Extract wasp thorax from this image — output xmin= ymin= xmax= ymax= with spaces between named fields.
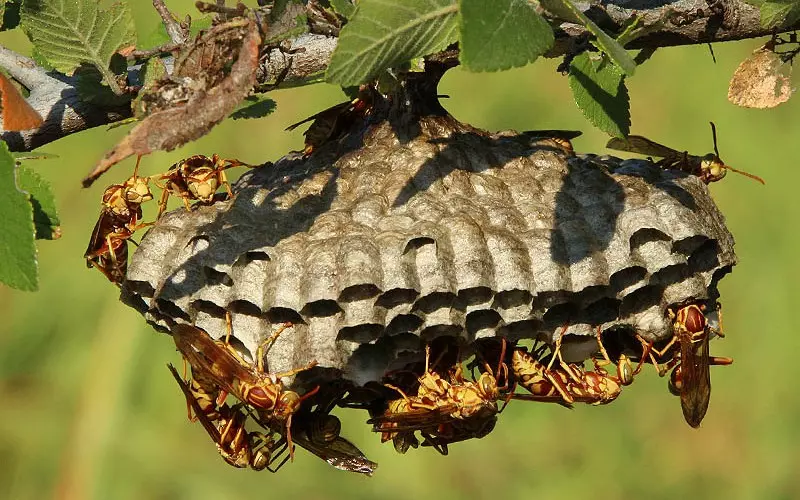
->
xmin=245 ymin=385 xmax=277 ymax=408
xmin=678 ymin=304 xmax=707 ymax=333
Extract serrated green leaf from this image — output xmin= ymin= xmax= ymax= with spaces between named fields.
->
xmin=16 ymin=165 xmax=60 ymax=240
xmin=459 ymin=0 xmax=554 ymax=72
xmin=330 ymin=0 xmax=356 ymax=19
xmin=569 ymin=52 xmax=630 ymax=138
xmin=21 ymin=0 xmax=135 ymax=93
xmin=0 ymin=141 xmax=37 ymax=291
xmin=230 ymin=97 xmax=277 ymax=120
xmin=326 ymin=0 xmax=459 ymax=86
xmin=758 ymin=0 xmax=800 ymax=28
xmin=541 ymin=0 xmax=636 ymax=76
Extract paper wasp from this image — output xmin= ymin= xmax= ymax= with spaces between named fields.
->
xmin=638 ymin=303 xmax=733 ymax=427
xmin=167 ymin=363 xmax=278 ymax=470
xmin=85 ymin=161 xmax=153 ymax=284
xmin=511 ymin=330 xmax=636 ymax=407
xmin=170 ymin=320 xmax=318 ymax=459
xmin=155 ymin=154 xmax=247 ymax=218
xmin=286 ymin=89 xmax=373 ymax=155
xmin=518 ymin=129 xmax=583 ymax=156
xmin=368 ymin=343 xmax=505 ymax=455
xmin=606 ymin=122 xmax=764 ymax=184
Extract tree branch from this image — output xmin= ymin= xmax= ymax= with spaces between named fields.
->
xmin=0 ymin=46 xmax=131 ymax=151
xmin=1 ymin=0 xmax=795 ymax=153
xmin=153 ymin=0 xmax=190 ymax=45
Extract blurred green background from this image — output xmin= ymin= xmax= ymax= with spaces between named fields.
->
xmin=1 ymin=2 xmax=798 ymax=499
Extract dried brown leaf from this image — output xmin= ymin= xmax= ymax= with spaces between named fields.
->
xmin=82 ymin=19 xmax=261 ymax=187
xmin=728 ymin=43 xmax=794 ymax=109
xmin=0 ymin=73 xmax=44 ymax=131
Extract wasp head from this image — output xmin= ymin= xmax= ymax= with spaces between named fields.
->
xmin=699 ymin=154 xmax=727 ymax=183
xmin=275 ymin=390 xmax=301 ymax=418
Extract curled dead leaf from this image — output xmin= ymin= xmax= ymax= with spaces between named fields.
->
xmin=82 ymin=18 xmax=261 ymax=187
xmin=728 ymin=43 xmax=794 ymax=109
xmin=0 ymin=72 xmax=44 ymax=131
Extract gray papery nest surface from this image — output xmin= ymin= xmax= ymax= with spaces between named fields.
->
xmin=121 ymin=113 xmax=735 ymax=390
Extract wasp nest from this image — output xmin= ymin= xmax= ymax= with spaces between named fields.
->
xmin=121 ymin=87 xmax=735 ymax=390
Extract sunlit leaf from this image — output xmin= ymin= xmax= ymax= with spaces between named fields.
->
xmin=758 ymin=0 xmax=800 ymax=28
xmin=326 ymin=0 xmax=459 ymax=86
xmin=459 ymin=0 xmax=553 ymax=72
xmin=0 ymin=140 xmax=37 ymax=290
xmin=21 ymin=0 xmax=135 ymax=92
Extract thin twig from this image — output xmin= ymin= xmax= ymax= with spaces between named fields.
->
xmin=130 ymin=43 xmax=181 ymax=60
xmin=196 ymin=1 xmax=246 ymax=16
xmin=153 ymin=0 xmax=189 ymax=45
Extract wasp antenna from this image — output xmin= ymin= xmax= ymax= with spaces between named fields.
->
xmin=723 ymin=165 xmax=766 ymax=184
xmin=709 ymin=122 xmax=720 ymax=158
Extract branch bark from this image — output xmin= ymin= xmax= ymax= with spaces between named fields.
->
xmin=0 ymin=0 xmax=795 ymax=153
xmin=0 ymin=46 xmax=131 ymax=151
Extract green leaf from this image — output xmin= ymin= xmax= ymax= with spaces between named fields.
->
xmin=16 ymin=165 xmax=60 ymax=240
xmin=0 ymin=141 xmax=37 ymax=291
xmin=230 ymin=96 xmax=277 ymax=120
xmin=459 ymin=0 xmax=554 ymax=72
xmin=541 ymin=0 xmax=636 ymax=76
xmin=326 ymin=0 xmax=459 ymax=86
xmin=758 ymin=0 xmax=800 ymax=28
xmin=330 ymin=0 xmax=356 ymax=19
xmin=569 ymin=52 xmax=630 ymax=138
xmin=21 ymin=0 xmax=135 ymax=93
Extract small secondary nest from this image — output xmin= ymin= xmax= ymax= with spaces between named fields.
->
xmin=121 ymin=96 xmax=735 ymax=390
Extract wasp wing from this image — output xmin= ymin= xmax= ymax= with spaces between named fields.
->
xmin=167 ymin=363 xmax=223 ymax=442
xmin=171 ymin=324 xmax=256 ymax=400
xmin=292 ymin=432 xmax=378 ymax=476
xmin=285 ymin=101 xmax=354 ymax=131
xmin=679 ymin=331 xmax=711 ymax=428
xmin=367 ymin=402 xmax=460 ymax=431
xmin=606 ymin=136 xmax=680 ymax=159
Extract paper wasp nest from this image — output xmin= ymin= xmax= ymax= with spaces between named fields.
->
xmin=122 ymin=98 xmax=735 ymax=389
